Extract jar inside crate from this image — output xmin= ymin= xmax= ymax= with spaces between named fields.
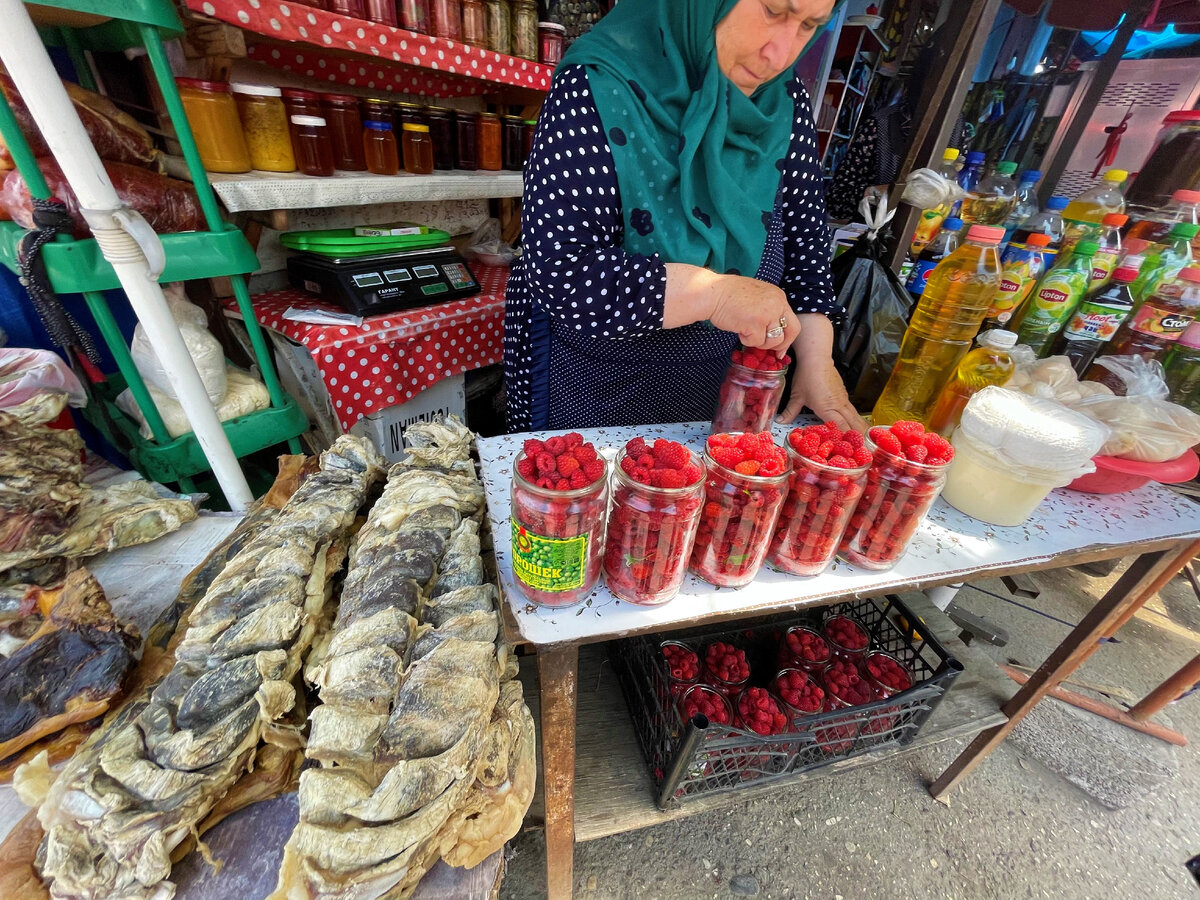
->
xmin=660 ymin=641 xmax=701 ymax=698
xmin=775 ymin=625 xmax=831 ymax=672
xmin=701 ymin=640 xmax=750 ymax=698
xmin=769 ymin=446 xmax=868 ymax=576
xmin=822 ymin=613 xmax=870 ymax=659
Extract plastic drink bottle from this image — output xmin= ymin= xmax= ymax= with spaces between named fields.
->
xmin=906 ymin=217 xmax=964 ymax=302
xmin=926 ymin=329 xmax=1017 ymax=438
xmin=961 ymin=161 xmax=1019 ymax=226
xmin=1126 ymin=188 xmax=1200 ymax=245
xmin=1008 ymin=195 xmax=1069 ymax=264
xmin=1134 ymin=222 xmax=1200 ymax=301
xmin=950 ymin=151 xmax=987 ymax=217
xmin=1014 ymin=240 xmax=1098 ymax=358
xmin=1051 ymin=259 xmax=1140 ymax=378
xmin=982 ymin=232 xmax=1051 ymax=330
xmin=1104 ymin=266 xmax=1200 ymax=362
xmin=1002 ymin=169 xmax=1043 ymax=246
xmin=1089 ymin=213 xmax=1127 ymax=289
xmin=1061 ymin=169 xmax=1128 ymax=251
xmin=872 ymin=225 xmax=1005 ymax=426
xmin=909 ymin=148 xmax=962 ymax=256
xmin=1162 ymin=319 xmax=1200 ymax=413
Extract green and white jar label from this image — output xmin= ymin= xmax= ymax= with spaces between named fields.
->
xmin=511 ymin=520 xmax=586 ymax=592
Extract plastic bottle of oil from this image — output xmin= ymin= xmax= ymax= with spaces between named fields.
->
xmin=1061 ymin=169 xmax=1128 ymax=252
xmin=909 ymin=148 xmax=962 ymax=257
xmin=872 ymin=225 xmax=1006 ymax=427
xmin=926 ymin=330 xmax=1017 ymax=437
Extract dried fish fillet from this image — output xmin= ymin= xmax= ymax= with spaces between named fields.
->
xmin=34 ymin=436 xmax=384 ymax=900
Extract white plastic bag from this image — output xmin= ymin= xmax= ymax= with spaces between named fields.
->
xmin=1070 ymin=395 xmax=1200 ymax=462
xmin=1087 ymin=355 xmax=1170 ymax=399
xmin=129 ymin=283 xmax=226 ymax=404
xmin=898 ymin=167 xmax=966 ymax=211
xmin=1005 ymin=355 xmax=1114 ymax=405
xmin=116 ymin=365 xmax=268 ymax=439
xmin=0 ymin=348 xmax=86 ymax=410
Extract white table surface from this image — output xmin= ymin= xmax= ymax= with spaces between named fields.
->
xmin=478 ymin=422 xmax=1200 ymax=647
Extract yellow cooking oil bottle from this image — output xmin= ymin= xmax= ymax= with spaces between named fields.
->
xmin=872 ymin=225 xmax=1005 ymax=426
xmin=926 ymin=329 xmax=1017 ymax=437
xmin=1060 ymin=168 xmax=1128 ymax=253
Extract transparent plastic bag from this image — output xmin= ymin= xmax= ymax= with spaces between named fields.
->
xmin=0 ymin=348 xmax=86 ymax=410
xmin=1071 ymin=395 xmax=1200 ymax=462
xmin=1087 ymin=355 xmax=1170 ymax=400
xmin=130 ymin=284 xmax=227 ymax=405
xmin=898 ymin=167 xmax=966 ymax=211
xmin=117 ymin=365 xmax=268 ymax=439
xmin=1006 ymin=355 xmax=1114 ymax=405
xmin=465 ymin=217 xmax=516 ymax=267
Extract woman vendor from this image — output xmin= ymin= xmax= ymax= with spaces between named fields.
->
xmin=504 ymin=0 xmax=862 ymax=433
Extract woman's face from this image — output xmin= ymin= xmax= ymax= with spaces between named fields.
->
xmin=715 ymin=0 xmax=837 ymax=96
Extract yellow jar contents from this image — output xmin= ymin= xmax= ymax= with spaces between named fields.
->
xmin=176 ymin=78 xmax=251 ymax=173
xmin=402 ymin=123 xmax=434 ymax=175
xmin=231 ymin=83 xmax=295 ymax=172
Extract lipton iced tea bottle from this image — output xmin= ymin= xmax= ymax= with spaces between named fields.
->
xmin=1013 ymin=241 xmax=1097 ymax=358
xmin=872 ymin=225 xmax=1004 ymax=427
xmin=926 ymin=329 xmax=1017 ymax=437
xmin=1051 ymin=259 xmax=1140 ymax=378
xmin=1103 ymin=266 xmax=1200 ymax=363
xmin=982 ymin=232 xmax=1051 ymax=330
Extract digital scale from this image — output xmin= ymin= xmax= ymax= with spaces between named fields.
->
xmin=286 ymin=245 xmax=482 ymax=316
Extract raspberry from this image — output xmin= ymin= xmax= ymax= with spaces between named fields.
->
xmin=656 ymin=469 xmax=688 ymax=489
xmin=922 ymin=433 xmax=953 ymax=458
xmin=926 ymin=454 xmax=951 ymax=466
xmin=759 ymin=457 xmax=785 ymax=477
xmin=573 ymin=444 xmax=599 ymax=464
xmin=843 ymin=430 xmax=865 ymax=450
xmin=890 ymin=421 xmax=925 ymax=445
xmin=652 ymin=439 xmax=690 ymax=471
xmin=569 ymin=470 xmax=590 ymax=489
xmin=709 ymin=432 xmax=737 ymax=448
xmin=852 ymin=447 xmax=873 ymax=466
xmin=625 ymin=436 xmax=649 ymax=458
xmin=704 ymin=501 xmax=722 ymax=518
xmin=797 ymin=431 xmax=821 ymax=456
xmin=905 ymin=445 xmax=929 ymax=463
xmin=557 ymin=455 xmax=581 ymax=477
xmin=620 ymin=455 xmax=637 ymax=475
xmin=710 ymin=446 xmax=744 ymax=469
xmin=816 ymin=441 xmax=835 ymax=460
xmin=737 ymin=432 xmax=759 ymax=454
xmin=871 ymin=428 xmax=903 ymax=456
xmin=832 ymin=440 xmax=854 ymax=458
xmin=535 ymin=452 xmax=557 ymax=475
xmin=582 ymin=458 xmax=605 ymax=482
xmin=523 ymin=438 xmax=545 ymax=458
xmin=544 ymin=436 xmax=567 ymax=455
xmin=682 ymin=463 xmax=702 ymax=485
xmin=555 ymin=478 xmax=570 ymax=490
xmin=828 ymin=455 xmax=855 ymax=468
xmin=734 ymin=460 xmax=761 ymax=476
xmin=563 ymin=432 xmax=584 ymax=450
xmin=516 ymin=456 xmax=536 ymax=480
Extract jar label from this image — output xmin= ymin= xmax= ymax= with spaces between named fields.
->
xmin=511 ymin=521 xmax=586 ymax=592
xmin=1064 ymin=300 xmax=1129 ymax=342
xmin=1129 ymin=302 xmax=1193 ymax=341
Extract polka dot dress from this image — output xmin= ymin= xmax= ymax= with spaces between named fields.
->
xmin=504 ymin=65 xmax=841 ymax=432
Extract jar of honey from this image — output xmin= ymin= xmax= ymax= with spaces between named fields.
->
xmin=478 ymin=112 xmax=502 ymax=171
xmin=456 ymin=112 xmax=478 ymax=170
xmin=176 ymin=78 xmax=252 ymax=173
xmin=231 ymin=83 xmax=294 ymax=172
xmin=485 ymin=0 xmax=510 ymax=54
xmin=361 ymin=97 xmax=393 ymax=125
xmin=402 ymin=122 xmax=434 ymax=174
xmin=501 ymin=115 xmax=524 ymax=170
xmin=364 ymin=0 xmax=398 ymax=25
xmin=424 ymin=106 xmax=457 ymax=169
xmin=364 ymin=120 xmax=400 ymax=175
xmin=511 ymin=0 xmax=538 ymax=61
xmin=461 ymin=0 xmax=487 ymax=47
xmin=538 ymin=21 xmax=565 ymax=65
xmin=431 ymin=0 xmax=462 ymax=40
xmin=282 ymin=88 xmax=324 ymax=151
xmin=322 ymin=93 xmax=368 ymax=171
xmin=401 ymin=0 xmax=432 ymax=33
xmin=290 ymin=115 xmax=336 ymax=176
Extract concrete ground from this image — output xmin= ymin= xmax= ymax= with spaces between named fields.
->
xmin=501 ymin=562 xmax=1200 ymax=900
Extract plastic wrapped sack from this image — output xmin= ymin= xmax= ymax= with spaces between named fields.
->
xmin=1087 ymin=355 xmax=1170 ymax=399
xmin=465 ymin=217 xmax=517 ymax=267
xmin=0 ymin=159 xmax=202 ymax=239
xmin=1006 ymin=355 xmax=1114 ymax=405
xmin=0 ymin=348 xmax=86 ymax=410
xmin=898 ymin=167 xmax=966 ymax=212
xmin=116 ymin=366 xmax=269 ymax=439
xmin=1070 ymin=395 xmax=1200 ymax=462
xmin=130 ymin=284 xmax=227 ymax=405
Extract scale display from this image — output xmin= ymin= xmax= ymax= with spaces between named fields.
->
xmin=287 ymin=246 xmax=482 ymax=316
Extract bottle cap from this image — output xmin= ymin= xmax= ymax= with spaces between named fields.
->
xmin=290 ymin=114 xmax=327 ymax=126
xmin=1101 ymin=213 xmax=1128 ymax=227
xmin=966 ymin=225 xmax=1005 ymax=244
xmin=942 ymin=148 xmax=960 ymax=161
xmin=966 ymin=151 xmax=986 ymax=164
xmin=1026 ymin=233 xmax=1052 ymax=247
xmin=1074 ymin=241 xmax=1099 ymax=255
xmin=995 ymin=161 xmax=1018 ymax=175
xmin=1103 ymin=169 xmax=1128 ymax=182
xmin=1181 ymin=267 xmax=1200 ymax=284
xmin=1173 ymin=189 xmax=1200 ymax=205
xmin=1169 ymin=223 xmax=1200 ymax=239
xmin=1047 ymin=196 xmax=1069 ymax=211
xmin=402 ymin=122 xmax=431 ymax=132
xmin=983 ymin=329 xmax=1018 ymax=349
xmin=365 ymin=119 xmax=394 ymax=130
xmin=231 ymin=82 xmax=282 ymax=97
xmin=942 ymin=217 xmax=964 ymax=231
xmin=1123 ymin=237 xmax=1151 ymax=255
xmin=1021 ymin=169 xmax=1043 ymax=182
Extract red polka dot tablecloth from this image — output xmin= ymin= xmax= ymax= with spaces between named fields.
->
xmin=228 ymin=264 xmax=506 ymax=432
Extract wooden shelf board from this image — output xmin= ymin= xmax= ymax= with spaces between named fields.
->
xmin=519 ymin=593 xmax=1013 ymax=843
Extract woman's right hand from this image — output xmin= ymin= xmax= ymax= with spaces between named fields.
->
xmin=708 ymin=274 xmax=802 ymax=353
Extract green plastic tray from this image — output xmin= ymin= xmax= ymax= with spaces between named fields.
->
xmin=280 ymin=226 xmax=449 ymax=257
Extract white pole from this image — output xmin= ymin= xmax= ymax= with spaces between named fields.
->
xmin=0 ymin=0 xmax=254 ymax=512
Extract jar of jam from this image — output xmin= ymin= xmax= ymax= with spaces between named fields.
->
xmin=321 ymin=93 xmax=368 ymax=171
xmin=478 ymin=112 xmax=502 ymax=171
xmin=511 ymin=0 xmax=538 ymax=60
xmin=330 ymin=0 xmax=366 ymax=17
xmin=392 ymin=101 xmax=427 ymax=133
xmin=363 ymin=120 xmax=400 ymax=175
xmin=364 ymin=0 xmax=398 ymax=25
xmin=424 ymin=106 xmax=456 ymax=169
xmin=523 ymin=118 xmax=536 ymax=159
xmin=402 ymin=122 xmax=434 ymax=174
xmin=431 ymin=0 xmax=462 ymax=40
xmin=485 ymin=0 xmax=511 ymax=54
xmin=461 ymin=0 xmax=487 ymax=47
xmin=176 ymin=78 xmax=252 ymax=174
xmin=282 ymin=87 xmax=324 ymax=149
xmin=361 ymin=97 xmax=393 ymax=124
xmin=538 ymin=21 xmax=565 ymax=65
xmin=231 ymin=83 xmax=294 ymax=172
xmin=290 ymin=115 xmax=336 ymax=176
xmin=501 ymin=115 xmax=524 ymax=170
xmin=401 ymin=0 xmax=432 ymax=33
xmin=456 ymin=112 xmax=479 ymax=170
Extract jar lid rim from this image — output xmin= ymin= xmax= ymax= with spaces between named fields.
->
xmin=538 ymin=21 xmax=567 ymax=32
xmin=230 ymin=82 xmax=282 ymax=97
xmin=402 ymin=123 xmax=431 ymax=131
xmin=290 ymin=114 xmax=327 ymax=126
xmin=176 ymin=77 xmax=230 ymax=92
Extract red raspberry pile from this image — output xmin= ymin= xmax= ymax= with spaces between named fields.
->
xmin=617 ymin=436 xmax=702 ymax=488
xmin=864 ymin=652 xmax=912 ymax=694
xmin=871 ymin=421 xmax=954 ymax=466
xmin=731 ymin=346 xmax=790 ymax=371
xmin=662 ymin=642 xmax=700 ymax=685
xmin=703 ymin=641 xmax=750 ymax=690
xmin=736 ymin=687 xmax=790 ymax=736
xmin=824 ymin=615 xmax=869 ymax=653
xmin=706 ymin=432 xmax=788 ymax=477
xmin=781 ymin=626 xmax=830 ymax=669
xmin=822 ymin=658 xmax=874 ymax=705
xmin=773 ymin=669 xmax=825 ymax=714
xmin=516 ymin=433 xmax=606 ymax=490
xmin=680 ymin=685 xmax=732 ymax=726
xmin=787 ymin=422 xmax=873 ymax=469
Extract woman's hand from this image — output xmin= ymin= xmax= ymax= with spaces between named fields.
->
xmin=662 ymin=265 xmax=800 ymax=353
xmin=776 ymin=314 xmax=867 ymax=432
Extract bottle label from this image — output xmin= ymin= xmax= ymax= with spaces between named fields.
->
xmin=1064 ymin=300 xmax=1130 ymax=342
xmin=906 ymin=259 xmax=939 ymax=295
xmin=987 ymin=270 xmax=1039 ymax=324
xmin=511 ymin=521 xmax=586 ymax=592
xmin=1128 ymin=303 xmax=1194 ymax=342
xmin=1091 ymin=248 xmax=1120 ymax=284
xmin=1025 ymin=270 xmax=1089 ymax=332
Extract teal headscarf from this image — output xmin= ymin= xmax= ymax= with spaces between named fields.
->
xmin=561 ymin=0 xmax=833 ymax=278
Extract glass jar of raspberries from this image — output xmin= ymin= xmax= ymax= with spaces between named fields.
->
xmin=771 ymin=668 xmax=826 ymax=721
xmin=769 ymin=423 xmax=872 ymax=577
xmin=510 ymin=434 xmax=608 ymax=608
xmin=838 ymin=422 xmax=954 ymax=572
xmin=711 ymin=347 xmax=790 ymax=435
xmin=690 ymin=432 xmax=791 ymax=588
xmin=823 ymin=614 xmax=871 ymax=659
xmin=734 ymin=686 xmax=791 ymax=736
xmin=862 ymin=651 xmax=914 ymax=699
xmin=702 ymin=641 xmax=751 ymax=697
xmin=678 ymin=683 xmax=733 ymax=728
xmin=604 ymin=438 xmax=705 ymax=606
xmin=660 ymin=640 xmax=701 ymax=697
xmin=776 ymin=625 xmax=831 ymax=672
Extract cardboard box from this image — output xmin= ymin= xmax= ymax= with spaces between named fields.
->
xmin=349 ymin=373 xmax=466 ymax=462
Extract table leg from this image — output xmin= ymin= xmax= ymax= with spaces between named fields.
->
xmin=930 ymin=541 xmax=1200 ymax=800
xmin=539 ymin=643 xmax=580 ymax=900
xmin=1129 ymin=652 xmax=1200 ymax=722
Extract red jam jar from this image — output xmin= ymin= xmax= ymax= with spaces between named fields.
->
xmin=711 ymin=359 xmax=787 ymax=436
xmin=660 ymin=640 xmax=701 ymax=698
xmin=401 ymin=0 xmax=432 ymax=32
xmin=689 ymin=439 xmax=790 ymax=588
xmin=538 ymin=21 xmax=566 ymax=65
xmin=431 ymin=0 xmax=462 ymax=40
xmin=817 ymin=658 xmax=874 ymax=754
xmin=603 ymin=447 xmax=704 ymax=606
xmin=776 ymin=625 xmax=831 ymax=673
xmin=290 ymin=115 xmax=336 ymax=176
xmin=330 ymin=0 xmax=366 ymax=16
xmin=838 ymin=426 xmax=951 ymax=572
xmin=510 ymin=450 xmax=607 ymax=608
xmin=771 ymin=668 xmax=826 ymax=720
xmin=322 ymin=93 xmax=368 ymax=171
xmin=768 ymin=446 xmax=869 ymax=577
xmin=678 ymin=683 xmax=733 ymax=728
xmin=862 ymin=651 xmax=914 ymax=699
xmin=364 ymin=0 xmax=398 ymax=25
xmin=701 ymin=641 xmax=750 ymax=698
xmin=822 ymin=614 xmax=870 ymax=659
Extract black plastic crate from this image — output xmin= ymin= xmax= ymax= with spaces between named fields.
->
xmin=610 ymin=595 xmax=963 ymax=808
